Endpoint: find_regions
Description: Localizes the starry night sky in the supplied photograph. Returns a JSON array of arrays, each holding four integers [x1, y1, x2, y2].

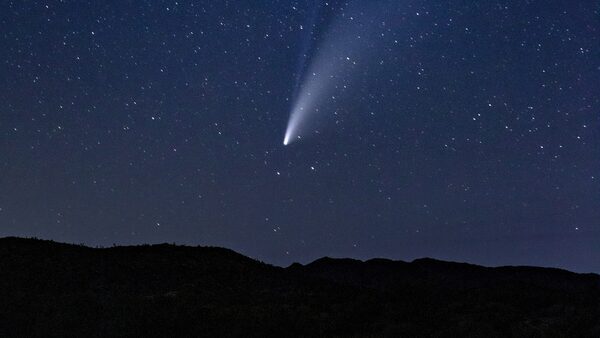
[[1, 1, 599, 272]]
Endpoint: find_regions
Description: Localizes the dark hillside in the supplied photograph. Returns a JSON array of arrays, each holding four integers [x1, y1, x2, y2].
[[1, 237, 599, 337]]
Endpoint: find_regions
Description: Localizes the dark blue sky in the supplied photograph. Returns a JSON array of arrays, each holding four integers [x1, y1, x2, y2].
[[1, 0, 598, 272]]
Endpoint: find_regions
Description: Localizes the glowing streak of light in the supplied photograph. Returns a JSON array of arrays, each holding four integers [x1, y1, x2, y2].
[[284, 1, 380, 146]]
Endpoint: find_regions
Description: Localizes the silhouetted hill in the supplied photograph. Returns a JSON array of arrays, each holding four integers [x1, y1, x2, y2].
[[1, 237, 599, 337]]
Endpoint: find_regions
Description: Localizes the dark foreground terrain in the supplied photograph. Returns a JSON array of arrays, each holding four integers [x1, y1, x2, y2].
[[1, 237, 599, 337]]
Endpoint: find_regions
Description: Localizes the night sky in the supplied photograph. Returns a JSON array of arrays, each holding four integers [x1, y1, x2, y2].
[[1, 1, 599, 272]]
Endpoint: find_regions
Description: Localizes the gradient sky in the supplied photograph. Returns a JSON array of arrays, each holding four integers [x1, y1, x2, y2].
[[1, 0, 598, 272]]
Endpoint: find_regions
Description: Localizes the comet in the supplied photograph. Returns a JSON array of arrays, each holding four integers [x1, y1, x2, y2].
[[283, 1, 383, 146]]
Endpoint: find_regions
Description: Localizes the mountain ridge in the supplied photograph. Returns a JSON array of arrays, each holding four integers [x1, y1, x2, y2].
[[1, 237, 599, 337]]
